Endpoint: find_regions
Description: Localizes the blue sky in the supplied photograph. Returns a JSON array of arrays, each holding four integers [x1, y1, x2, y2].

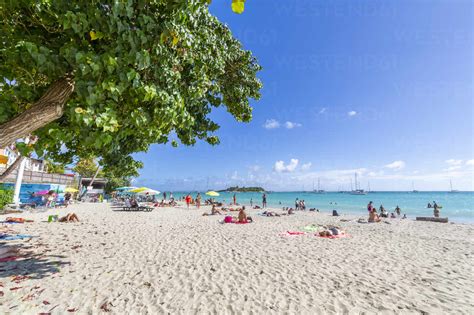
[[134, 0, 473, 191]]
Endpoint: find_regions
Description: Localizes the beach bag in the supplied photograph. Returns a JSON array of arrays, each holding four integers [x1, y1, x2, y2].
[[332, 210, 339, 216], [224, 216, 233, 223]]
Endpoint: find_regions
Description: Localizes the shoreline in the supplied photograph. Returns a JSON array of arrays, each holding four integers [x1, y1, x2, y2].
[[1, 202, 473, 313]]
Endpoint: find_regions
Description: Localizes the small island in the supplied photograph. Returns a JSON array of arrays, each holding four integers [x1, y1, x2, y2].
[[218, 186, 265, 192]]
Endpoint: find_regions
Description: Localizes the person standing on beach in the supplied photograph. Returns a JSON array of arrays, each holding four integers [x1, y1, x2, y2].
[[250, 198, 253, 207], [433, 203, 440, 217], [367, 201, 373, 212], [395, 205, 401, 216], [185, 194, 191, 209], [196, 193, 201, 209], [163, 192, 167, 200], [262, 193, 267, 208], [233, 193, 236, 205], [295, 198, 299, 210]]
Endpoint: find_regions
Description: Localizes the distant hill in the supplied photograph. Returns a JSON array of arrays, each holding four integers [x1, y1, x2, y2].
[[218, 186, 265, 192]]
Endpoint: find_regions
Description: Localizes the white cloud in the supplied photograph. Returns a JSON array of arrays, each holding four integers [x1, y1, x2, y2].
[[248, 165, 261, 172], [385, 160, 406, 170], [284, 121, 302, 129], [263, 119, 280, 129], [301, 162, 312, 171], [444, 166, 461, 171], [230, 171, 239, 180], [445, 159, 463, 166], [348, 111, 357, 116], [443, 159, 464, 171], [466, 159, 474, 166], [319, 108, 327, 114], [368, 171, 384, 177], [274, 159, 299, 173]]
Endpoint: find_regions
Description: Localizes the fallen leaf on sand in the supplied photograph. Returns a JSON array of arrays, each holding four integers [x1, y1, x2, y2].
[[100, 301, 112, 312], [43, 300, 50, 305], [67, 308, 77, 312], [10, 287, 23, 290]]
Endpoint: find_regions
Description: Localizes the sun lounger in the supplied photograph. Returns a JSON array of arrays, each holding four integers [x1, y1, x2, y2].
[[416, 217, 448, 223]]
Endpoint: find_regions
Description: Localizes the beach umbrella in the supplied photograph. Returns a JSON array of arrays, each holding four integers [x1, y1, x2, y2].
[[137, 189, 160, 195], [116, 186, 137, 191], [129, 187, 150, 193], [64, 187, 78, 193], [205, 191, 220, 197]]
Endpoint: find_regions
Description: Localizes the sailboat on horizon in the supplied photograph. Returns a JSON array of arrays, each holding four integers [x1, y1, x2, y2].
[[449, 180, 459, 193], [350, 173, 367, 195], [313, 178, 325, 194], [412, 181, 419, 193]]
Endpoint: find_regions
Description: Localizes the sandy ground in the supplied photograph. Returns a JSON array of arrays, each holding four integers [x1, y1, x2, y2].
[[0, 202, 473, 314]]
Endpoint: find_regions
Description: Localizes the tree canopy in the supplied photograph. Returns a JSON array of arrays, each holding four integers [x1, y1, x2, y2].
[[0, 0, 261, 178]]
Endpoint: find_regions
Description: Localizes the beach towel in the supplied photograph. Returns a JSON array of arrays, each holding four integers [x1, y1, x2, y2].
[[280, 231, 306, 237], [301, 225, 321, 232], [0, 256, 19, 262], [0, 234, 34, 241]]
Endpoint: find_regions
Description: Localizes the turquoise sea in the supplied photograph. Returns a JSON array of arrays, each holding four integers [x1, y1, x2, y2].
[[172, 191, 474, 223]]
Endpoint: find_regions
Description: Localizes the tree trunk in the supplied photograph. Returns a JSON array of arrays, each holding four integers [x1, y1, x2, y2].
[[80, 165, 101, 199], [0, 76, 75, 148], [0, 156, 24, 182]]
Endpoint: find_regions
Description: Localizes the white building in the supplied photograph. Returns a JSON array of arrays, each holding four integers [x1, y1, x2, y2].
[[0, 146, 47, 173]]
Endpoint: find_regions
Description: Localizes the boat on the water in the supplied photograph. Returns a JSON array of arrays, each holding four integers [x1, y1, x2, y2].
[[449, 180, 459, 193], [312, 178, 325, 194], [350, 173, 367, 195]]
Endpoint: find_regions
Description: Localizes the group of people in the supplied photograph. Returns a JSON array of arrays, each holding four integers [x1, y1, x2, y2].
[[202, 205, 253, 223], [294, 198, 307, 210], [367, 201, 406, 223]]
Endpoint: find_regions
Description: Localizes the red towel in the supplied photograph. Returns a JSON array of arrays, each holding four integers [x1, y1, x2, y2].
[[0, 256, 18, 262]]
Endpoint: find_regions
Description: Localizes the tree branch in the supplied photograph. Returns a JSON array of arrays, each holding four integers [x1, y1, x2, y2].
[[0, 75, 75, 148]]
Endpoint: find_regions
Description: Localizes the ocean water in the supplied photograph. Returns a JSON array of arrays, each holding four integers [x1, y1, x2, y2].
[[171, 191, 474, 223]]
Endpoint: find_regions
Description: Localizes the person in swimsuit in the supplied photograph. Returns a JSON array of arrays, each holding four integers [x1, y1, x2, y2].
[[395, 205, 401, 216], [196, 193, 202, 209], [185, 194, 191, 209], [238, 206, 252, 223], [262, 194, 267, 208], [367, 201, 373, 212], [59, 213, 79, 222], [368, 208, 381, 223]]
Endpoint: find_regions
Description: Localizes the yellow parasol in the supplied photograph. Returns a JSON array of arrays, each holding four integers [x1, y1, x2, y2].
[[205, 191, 220, 197], [129, 187, 150, 193], [64, 187, 78, 193]]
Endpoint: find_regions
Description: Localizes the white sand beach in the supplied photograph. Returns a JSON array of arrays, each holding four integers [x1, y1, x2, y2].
[[1, 202, 473, 314]]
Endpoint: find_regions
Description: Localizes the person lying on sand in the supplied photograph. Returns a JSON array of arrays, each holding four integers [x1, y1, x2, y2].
[[262, 211, 280, 217], [368, 209, 381, 223], [319, 226, 344, 237], [202, 205, 222, 216], [59, 213, 79, 222]]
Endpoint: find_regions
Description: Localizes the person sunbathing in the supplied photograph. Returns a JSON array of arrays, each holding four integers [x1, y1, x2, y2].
[[202, 205, 222, 216], [59, 213, 79, 222], [5, 217, 26, 223], [238, 207, 252, 223], [262, 210, 280, 217], [368, 209, 381, 223]]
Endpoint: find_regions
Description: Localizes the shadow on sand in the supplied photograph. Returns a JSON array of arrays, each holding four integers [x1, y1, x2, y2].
[[0, 243, 70, 279]]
